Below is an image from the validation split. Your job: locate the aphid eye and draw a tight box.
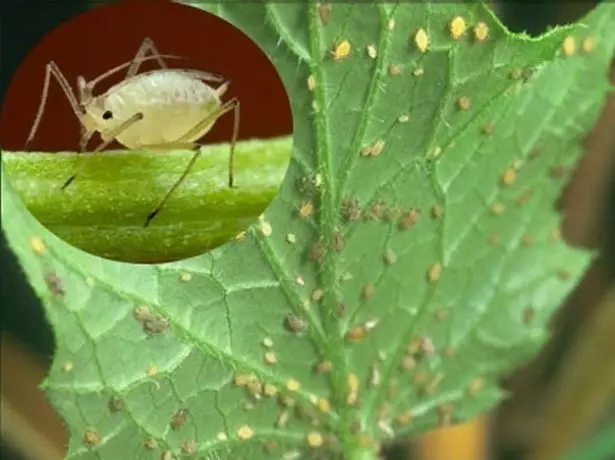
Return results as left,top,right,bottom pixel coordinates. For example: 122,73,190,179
102,110,113,120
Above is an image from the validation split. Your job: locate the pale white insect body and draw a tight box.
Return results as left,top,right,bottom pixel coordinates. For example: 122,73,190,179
26,37,240,227
83,70,227,148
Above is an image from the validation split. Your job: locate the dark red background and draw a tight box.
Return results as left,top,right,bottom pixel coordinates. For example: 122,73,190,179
0,0,293,152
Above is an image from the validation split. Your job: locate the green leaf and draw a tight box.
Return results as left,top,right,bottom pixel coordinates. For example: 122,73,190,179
2,136,291,263
2,2,614,459
560,424,615,460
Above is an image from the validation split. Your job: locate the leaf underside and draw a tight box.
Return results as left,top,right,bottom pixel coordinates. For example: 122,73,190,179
2,2,614,460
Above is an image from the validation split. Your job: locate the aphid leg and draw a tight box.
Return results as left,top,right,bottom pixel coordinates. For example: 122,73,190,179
125,37,168,79
61,113,144,190
144,97,240,226
26,61,85,149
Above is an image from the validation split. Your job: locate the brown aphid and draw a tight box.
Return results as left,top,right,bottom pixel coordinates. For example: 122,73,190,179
481,121,495,135
467,376,484,396
516,189,533,206
550,164,568,178
365,200,385,220
413,371,430,391
44,272,65,297
264,440,279,452
487,233,500,245
557,270,572,281
501,167,517,186
388,64,402,76
30,236,46,255
522,233,535,246
143,314,169,336
278,394,296,408
473,21,489,42
360,139,386,157
284,314,307,333
523,306,536,324
298,200,314,218
345,318,379,342
83,429,101,447
395,410,413,426
427,262,442,282
160,451,173,460
398,208,421,230
144,437,158,450
182,440,197,455
442,344,456,357
362,282,375,300
332,231,345,253
431,205,442,219
331,40,351,60
108,396,125,412
317,2,332,24
171,409,189,430
308,242,325,261
314,360,332,373
400,355,416,372
438,403,454,425
457,96,471,111
435,309,448,321
341,197,362,222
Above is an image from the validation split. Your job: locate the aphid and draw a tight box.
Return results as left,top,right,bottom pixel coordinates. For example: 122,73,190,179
83,429,101,447
25,37,240,227
457,96,471,111
414,29,429,53
108,396,125,412
562,36,576,56
307,431,324,448
317,2,332,24
182,440,197,454
144,437,158,450
473,22,489,42
332,40,351,60
45,272,65,297
237,425,255,440
171,409,188,430
30,236,46,255
449,16,467,40
284,314,307,333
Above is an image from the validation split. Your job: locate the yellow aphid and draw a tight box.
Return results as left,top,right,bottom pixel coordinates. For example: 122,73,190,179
414,28,429,53
29,236,46,255
581,37,594,54
237,425,254,440
562,36,576,56
449,16,467,40
473,22,489,42
332,40,351,60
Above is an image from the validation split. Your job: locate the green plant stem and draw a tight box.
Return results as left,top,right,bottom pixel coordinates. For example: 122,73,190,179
1,136,292,264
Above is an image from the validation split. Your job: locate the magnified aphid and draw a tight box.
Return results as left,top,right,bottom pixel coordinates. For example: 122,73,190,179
25,37,240,227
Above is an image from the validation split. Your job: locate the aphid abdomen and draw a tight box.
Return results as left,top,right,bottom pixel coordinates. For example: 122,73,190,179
103,70,221,148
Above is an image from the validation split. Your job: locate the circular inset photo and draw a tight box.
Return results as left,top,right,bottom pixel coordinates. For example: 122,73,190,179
0,0,293,264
